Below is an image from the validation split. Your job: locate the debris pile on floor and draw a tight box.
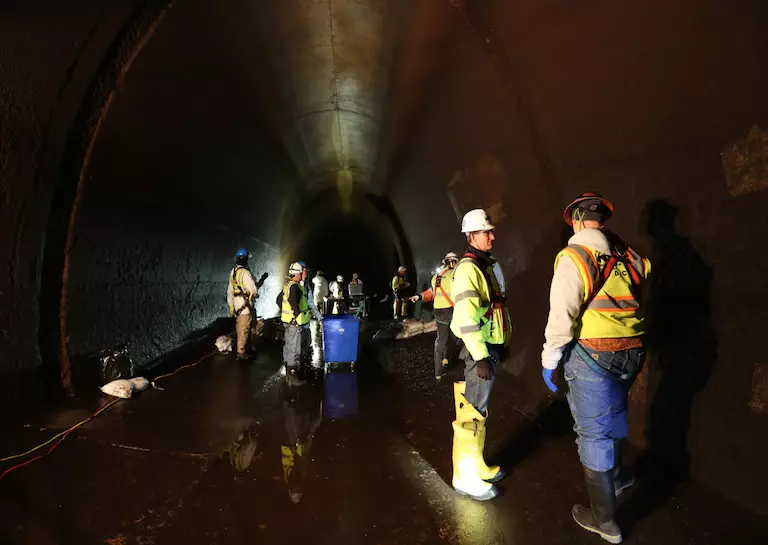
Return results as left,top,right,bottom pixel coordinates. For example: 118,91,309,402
252,318,283,340
372,318,437,341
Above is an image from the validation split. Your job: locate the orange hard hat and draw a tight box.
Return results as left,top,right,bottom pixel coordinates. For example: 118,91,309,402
563,191,615,226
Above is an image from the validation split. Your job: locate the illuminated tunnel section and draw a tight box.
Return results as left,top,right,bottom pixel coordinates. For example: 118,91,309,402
1,0,767,519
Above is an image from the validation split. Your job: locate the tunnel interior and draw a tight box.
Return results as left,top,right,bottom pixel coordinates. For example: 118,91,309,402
1,0,768,532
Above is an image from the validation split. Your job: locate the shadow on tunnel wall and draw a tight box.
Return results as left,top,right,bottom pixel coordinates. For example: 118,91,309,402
625,199,717,530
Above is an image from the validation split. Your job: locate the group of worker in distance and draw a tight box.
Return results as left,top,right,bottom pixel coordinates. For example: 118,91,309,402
226,191,649,544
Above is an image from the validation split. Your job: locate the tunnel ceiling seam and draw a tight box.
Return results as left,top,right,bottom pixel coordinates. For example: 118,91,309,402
327,0,348,172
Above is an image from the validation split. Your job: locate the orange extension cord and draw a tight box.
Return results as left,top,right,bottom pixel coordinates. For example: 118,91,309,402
0,347,219,481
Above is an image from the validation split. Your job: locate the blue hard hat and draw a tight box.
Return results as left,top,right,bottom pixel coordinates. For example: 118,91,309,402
298,260,307,268
235,248,250,258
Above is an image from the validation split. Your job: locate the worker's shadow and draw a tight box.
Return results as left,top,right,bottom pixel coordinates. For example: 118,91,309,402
621,199,718,532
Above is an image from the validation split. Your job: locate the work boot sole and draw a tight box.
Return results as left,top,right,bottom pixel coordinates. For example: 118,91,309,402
571,505,623,544
453,483,499,501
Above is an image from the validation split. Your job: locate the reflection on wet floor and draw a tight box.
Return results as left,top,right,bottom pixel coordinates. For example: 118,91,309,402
2,331,768,545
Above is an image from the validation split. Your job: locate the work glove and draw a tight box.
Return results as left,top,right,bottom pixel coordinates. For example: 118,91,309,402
541,346,564,393
475,354,496,381
542,368,558,393
229,305,235,317
409,294,421,303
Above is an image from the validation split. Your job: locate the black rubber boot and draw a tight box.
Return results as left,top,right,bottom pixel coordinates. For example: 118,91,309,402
613,439,635,496
572,467,622,544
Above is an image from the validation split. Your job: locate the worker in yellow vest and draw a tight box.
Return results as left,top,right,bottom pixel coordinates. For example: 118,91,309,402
410,252,460,380
541,192,651,544
278,261,311,386
449,210,512,501
391,266,410,319
227,248,259,360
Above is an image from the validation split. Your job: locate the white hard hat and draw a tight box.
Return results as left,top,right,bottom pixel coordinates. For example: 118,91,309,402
288,262,303,275
398,266,406,273
443,251,459,263
336,275,344,282
461,209,495,233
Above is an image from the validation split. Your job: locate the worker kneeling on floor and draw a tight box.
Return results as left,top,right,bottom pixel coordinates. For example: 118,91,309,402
449,209,511,501
541,192,651,544
279,261,311,387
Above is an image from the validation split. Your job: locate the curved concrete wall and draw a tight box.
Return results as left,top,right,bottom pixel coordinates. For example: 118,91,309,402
1,0,767,514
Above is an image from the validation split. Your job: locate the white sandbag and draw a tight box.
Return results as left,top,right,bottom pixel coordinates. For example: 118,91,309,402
130,377,150,392
215,334,233,353
100,379,134,399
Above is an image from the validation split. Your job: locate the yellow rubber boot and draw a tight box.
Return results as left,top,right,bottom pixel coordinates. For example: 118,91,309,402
476,417,506,483
452,389,499,500
453,382,504,483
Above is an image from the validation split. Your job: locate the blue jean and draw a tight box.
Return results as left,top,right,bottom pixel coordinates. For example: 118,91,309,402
564,346,644,472
463,344,503,415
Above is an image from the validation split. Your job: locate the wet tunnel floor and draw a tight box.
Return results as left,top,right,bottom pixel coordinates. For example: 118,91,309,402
2,329,767,545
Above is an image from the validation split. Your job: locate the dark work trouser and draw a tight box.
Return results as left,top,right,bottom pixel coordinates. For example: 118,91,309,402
434,308,459,377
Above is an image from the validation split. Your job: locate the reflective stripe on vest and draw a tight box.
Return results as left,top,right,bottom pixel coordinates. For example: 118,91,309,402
451,254,511,345
556,244,649,339
281,281,310,325
431,269,454,309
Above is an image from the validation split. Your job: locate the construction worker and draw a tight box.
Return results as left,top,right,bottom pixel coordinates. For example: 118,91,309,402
449,209,511,501
410,252,460,380
348,272,363,290
312,271,329,315
348,273,366,316
299,262,319,371
227,248,259,360
391,266,410,319
328,275,346,314
278,262,311,386
541,192,651,544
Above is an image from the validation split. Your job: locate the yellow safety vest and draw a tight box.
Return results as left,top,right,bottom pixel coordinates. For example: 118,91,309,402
281,281,310,325
392,275,406,293
431,269,455,310
556,244,651,340
450,253,512,360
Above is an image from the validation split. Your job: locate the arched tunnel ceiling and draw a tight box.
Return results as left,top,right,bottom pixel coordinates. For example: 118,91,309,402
224,0,452,191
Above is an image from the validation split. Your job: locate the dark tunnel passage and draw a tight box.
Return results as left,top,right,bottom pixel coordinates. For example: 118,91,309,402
2,0,768,542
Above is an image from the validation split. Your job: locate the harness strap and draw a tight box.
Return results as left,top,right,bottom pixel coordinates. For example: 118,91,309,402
434,273,454,307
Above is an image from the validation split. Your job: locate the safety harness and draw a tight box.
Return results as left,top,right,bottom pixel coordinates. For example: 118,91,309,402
231,266,254,317
434,272,454,307
578,241,643,310
462,251,506,323
569,241,646,379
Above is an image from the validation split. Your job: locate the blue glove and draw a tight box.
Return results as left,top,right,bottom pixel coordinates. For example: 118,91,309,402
542,368,558,393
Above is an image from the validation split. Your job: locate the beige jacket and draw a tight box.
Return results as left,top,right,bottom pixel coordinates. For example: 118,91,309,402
541,229,611,369
227,267,258,316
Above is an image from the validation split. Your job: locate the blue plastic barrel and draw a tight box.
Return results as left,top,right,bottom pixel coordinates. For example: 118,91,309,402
322,314,360,363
